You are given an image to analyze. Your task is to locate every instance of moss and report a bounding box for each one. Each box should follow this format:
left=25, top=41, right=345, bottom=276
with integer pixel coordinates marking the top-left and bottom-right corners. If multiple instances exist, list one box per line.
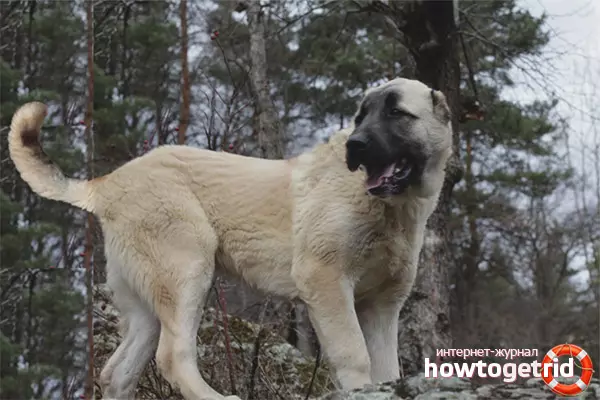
left=295, top=358, right=334, bottom=397
left=226, top=313, right=260, bottom=343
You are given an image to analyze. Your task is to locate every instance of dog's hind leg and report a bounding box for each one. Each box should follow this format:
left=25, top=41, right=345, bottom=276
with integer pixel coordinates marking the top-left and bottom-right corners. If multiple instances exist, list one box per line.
left=153, top=257, right=241, bottom=400
left=143, top=218, right=240, bottom=400
left=100, top=272, right=160, bottom=399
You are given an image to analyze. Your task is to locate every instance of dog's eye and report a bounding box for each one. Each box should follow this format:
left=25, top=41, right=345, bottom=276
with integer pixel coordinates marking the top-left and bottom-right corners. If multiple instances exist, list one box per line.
left=388, top=108, right=415, bottom=118
left=354, top=105, right=367, bottom=126
left=389, top=108, right=405, bottom=117
left=354, top=114, right=364, bottom=126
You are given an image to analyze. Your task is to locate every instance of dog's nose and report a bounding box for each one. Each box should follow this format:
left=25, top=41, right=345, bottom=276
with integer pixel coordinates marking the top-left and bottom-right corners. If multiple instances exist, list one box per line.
left=346, top=134, right=369, bottom=171
left=346, top=135, right=368, bottom=153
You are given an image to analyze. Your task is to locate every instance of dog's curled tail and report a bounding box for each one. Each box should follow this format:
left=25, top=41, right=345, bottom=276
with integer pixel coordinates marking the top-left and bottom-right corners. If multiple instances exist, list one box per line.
left=8, top=102, right=96, bottom=212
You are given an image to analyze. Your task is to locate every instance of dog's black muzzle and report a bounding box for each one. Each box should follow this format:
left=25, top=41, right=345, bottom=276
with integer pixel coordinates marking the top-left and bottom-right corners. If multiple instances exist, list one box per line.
left=345, top=130, right=427, bottom=196
left=345, top=134, right=368, bottom=172
left=346, top=131, right=392, bottom=172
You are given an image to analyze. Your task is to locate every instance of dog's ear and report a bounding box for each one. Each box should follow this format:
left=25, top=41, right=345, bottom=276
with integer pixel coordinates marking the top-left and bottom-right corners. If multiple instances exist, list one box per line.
left=430, top=89, right=451, bottom=123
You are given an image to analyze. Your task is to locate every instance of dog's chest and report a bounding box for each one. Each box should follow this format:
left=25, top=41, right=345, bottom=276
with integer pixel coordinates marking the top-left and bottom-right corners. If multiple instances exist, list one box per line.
left=345, top=212, right=420, bottom=284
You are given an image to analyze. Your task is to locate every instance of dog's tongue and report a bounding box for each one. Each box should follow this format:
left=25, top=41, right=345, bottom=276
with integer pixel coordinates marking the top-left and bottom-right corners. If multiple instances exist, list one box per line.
left=365, top=163, right=396, bottom=190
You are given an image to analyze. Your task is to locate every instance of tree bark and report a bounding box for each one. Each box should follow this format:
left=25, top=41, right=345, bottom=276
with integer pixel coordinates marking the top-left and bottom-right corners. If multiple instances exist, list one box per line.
left=247, top=0, right=284, bottom=159
left=179, top=0, right=190, bottom=145
left=388, top=0, right=462, bottom=374
left=85, top=1, right=95, bottom=397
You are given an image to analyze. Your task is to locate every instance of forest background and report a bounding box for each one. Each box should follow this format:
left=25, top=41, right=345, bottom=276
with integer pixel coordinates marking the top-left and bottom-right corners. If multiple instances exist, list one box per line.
left=0, top=0, right=598, bottom=398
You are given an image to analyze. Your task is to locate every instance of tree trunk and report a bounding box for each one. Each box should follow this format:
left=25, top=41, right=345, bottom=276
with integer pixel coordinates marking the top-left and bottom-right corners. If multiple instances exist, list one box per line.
left=247, top=0, right=284, bottom=160
left=393, top=0, right=462, bottom=374
left=25, top=0, right=36, bottom=89
left=121, top=4, right=131, bottom=98
left=179, top=0, right=190, bottom=145
left=84, top=1, right=95, bottom=396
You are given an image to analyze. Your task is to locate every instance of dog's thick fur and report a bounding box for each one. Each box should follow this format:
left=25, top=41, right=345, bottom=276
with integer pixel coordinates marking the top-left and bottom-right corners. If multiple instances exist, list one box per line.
left=8, top=78, right=452, bottom=400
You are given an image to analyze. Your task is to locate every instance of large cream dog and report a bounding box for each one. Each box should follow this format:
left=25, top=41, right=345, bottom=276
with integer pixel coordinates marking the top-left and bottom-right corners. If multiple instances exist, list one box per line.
left=8, top=78, right=452, bottom=400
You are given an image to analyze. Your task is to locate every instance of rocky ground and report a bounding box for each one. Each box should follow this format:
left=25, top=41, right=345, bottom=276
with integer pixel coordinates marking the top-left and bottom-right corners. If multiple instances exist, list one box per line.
left=94, top=285, right=599, bottom=399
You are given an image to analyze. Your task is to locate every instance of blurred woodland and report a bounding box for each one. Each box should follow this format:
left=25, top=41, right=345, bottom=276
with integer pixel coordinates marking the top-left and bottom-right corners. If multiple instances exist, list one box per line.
left=0, top=0, right=598, bottom=399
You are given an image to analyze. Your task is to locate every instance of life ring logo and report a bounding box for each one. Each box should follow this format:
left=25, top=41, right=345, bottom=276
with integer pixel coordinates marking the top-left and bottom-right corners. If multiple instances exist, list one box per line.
left=541, top=344, right=595, bottom=396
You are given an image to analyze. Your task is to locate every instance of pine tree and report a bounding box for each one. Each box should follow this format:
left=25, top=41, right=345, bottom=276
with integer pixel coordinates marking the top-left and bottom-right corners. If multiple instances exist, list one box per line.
left=1, top=1, right=88, bottom=397
left=449, top=0, right=580, bottom=356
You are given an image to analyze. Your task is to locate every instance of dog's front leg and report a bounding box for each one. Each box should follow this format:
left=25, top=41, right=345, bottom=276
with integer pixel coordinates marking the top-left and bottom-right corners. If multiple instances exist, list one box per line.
left=356, top=274, right=416, bottom=384
left=293, top=261, right=372, bottom=390
left=356, top=298, right=402, bottom=383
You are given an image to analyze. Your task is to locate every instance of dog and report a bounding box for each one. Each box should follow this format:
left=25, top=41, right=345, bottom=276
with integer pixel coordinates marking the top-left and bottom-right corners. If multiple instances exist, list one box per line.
left=8, top=77, right=452, bottom=400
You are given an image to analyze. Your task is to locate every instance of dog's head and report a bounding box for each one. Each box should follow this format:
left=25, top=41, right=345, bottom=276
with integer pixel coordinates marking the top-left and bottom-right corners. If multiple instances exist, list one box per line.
left=345, top=78, right=453, bottom=198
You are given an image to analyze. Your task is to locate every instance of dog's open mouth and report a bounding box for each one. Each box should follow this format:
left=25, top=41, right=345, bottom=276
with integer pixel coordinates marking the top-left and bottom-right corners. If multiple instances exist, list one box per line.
left=363, top=158, right=413, bottom=195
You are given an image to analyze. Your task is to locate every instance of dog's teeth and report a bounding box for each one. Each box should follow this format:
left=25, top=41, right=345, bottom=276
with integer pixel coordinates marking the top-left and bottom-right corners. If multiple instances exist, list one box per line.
left=394, top=167, right=401, bottom=173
